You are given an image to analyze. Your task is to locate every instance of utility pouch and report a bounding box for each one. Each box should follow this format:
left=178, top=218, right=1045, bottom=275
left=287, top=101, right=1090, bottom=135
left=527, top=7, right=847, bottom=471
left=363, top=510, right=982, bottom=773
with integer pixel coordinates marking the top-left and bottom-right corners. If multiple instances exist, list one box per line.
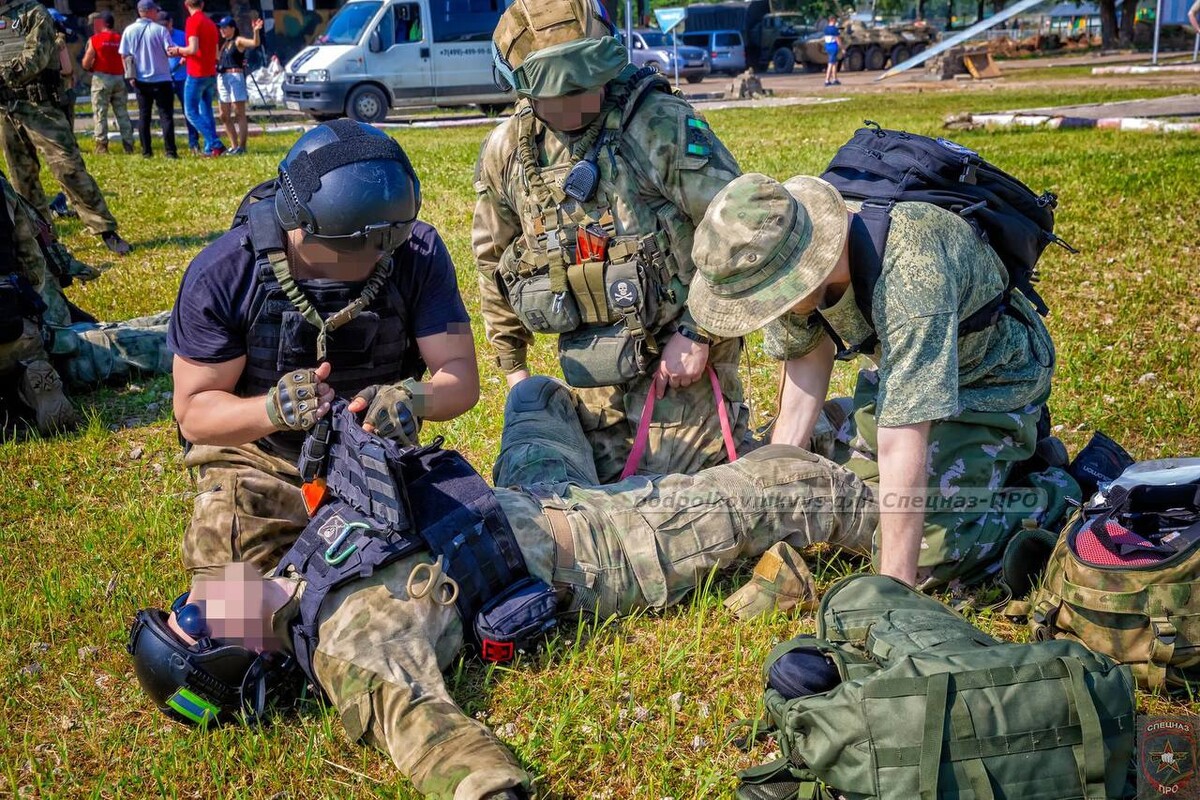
left=474, top=576, right=558, bottom=662
left=558, top=322, right=643, bottom=388
left=506, top=268, right=581, bottom=334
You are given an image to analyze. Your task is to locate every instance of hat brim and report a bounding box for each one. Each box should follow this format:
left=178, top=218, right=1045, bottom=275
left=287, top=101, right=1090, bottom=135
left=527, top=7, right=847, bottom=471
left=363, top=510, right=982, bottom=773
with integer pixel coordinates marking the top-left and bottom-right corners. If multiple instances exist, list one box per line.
left=688, top=176, right=848, bottom=339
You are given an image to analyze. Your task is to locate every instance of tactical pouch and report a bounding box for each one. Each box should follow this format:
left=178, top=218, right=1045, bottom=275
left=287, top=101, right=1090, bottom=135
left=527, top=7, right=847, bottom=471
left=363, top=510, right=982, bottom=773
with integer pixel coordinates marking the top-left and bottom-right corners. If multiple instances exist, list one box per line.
left=558, top=322, right=642, bottom=388
left=505, top=268, right=581, bottom=334
left=473, top=576, right=558, bottom=662
left=278, top=310, right=380, bottom=371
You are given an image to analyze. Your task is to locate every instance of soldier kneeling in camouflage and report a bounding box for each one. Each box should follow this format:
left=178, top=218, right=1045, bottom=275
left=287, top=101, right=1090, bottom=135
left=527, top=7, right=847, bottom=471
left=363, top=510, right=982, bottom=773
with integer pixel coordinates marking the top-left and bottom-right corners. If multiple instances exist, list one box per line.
left=1, top=168, right=168, bottom=434
left=475, top=0, right=746, bottom=484
left=128, top=376, right=875, bottom=799
left=688, top=173, right=1080, bottom=591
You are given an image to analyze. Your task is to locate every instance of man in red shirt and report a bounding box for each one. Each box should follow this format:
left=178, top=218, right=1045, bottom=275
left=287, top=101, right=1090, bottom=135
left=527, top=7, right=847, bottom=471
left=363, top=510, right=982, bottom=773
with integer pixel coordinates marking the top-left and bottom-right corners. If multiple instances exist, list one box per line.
left=167, top=0, right=225, bottom=156
left=82, top=11, right=134, bottom=155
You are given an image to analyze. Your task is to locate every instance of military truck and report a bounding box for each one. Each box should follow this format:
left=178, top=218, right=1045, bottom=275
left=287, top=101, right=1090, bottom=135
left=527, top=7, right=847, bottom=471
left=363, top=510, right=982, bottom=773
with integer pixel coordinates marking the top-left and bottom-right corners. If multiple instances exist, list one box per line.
left=793, top=16, right=937, bottom=72
left=682, top=0, right=812, bottom=74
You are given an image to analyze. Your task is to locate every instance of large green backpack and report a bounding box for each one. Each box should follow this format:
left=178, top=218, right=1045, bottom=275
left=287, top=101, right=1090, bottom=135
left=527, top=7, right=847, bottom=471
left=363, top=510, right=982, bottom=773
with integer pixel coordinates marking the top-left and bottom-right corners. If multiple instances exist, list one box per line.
left=737, top=574, right=1136, bottom=800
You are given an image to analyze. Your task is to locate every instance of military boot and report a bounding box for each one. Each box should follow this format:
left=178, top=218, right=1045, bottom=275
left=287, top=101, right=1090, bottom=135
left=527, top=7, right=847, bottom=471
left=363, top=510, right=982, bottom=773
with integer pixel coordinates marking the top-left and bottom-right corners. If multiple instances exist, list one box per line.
left=95, top=139, right=108, bottom=155
left=724, top=541, right=818, bottom=621
left=18, top=360, right=79, bottom=434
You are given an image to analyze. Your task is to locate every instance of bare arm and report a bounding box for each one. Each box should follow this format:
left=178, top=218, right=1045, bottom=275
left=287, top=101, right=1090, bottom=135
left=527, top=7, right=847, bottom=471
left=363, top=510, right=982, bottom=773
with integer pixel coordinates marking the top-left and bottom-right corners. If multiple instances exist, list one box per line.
left=409, top=326, right=481, bottom=422
left=170, top=34, right=200, bottom=57
left=173, top=356, right=333, bottom=446
left=771, top=336, right=836, bottom=447
left=876, top=420, right=931, bottom=586
left=237, top=18, right=264, bottom=51
left=81, top=40, right=96, bottom=71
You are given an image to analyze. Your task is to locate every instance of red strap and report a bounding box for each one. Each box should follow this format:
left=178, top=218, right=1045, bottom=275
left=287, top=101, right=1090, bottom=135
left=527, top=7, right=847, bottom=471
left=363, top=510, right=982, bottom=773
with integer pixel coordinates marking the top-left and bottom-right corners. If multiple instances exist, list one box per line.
left=619, top=365, right=737, bottom=481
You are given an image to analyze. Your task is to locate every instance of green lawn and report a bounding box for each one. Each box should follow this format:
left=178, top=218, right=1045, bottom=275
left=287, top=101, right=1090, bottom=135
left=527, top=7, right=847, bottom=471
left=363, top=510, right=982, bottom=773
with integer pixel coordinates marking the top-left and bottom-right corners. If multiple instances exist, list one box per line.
left=4, top=81, right=1200, bottom=798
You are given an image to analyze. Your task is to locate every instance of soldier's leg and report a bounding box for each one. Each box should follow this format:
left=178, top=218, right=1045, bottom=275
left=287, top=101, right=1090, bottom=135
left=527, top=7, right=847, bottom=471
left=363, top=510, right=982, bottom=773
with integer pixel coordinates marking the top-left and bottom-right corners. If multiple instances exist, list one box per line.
left=0, top=320, right=78, bottom=433
left=90, top=75, right=110, bottom=149
left=181, top=443, right=308, bottom=579
left=312, top=558, right=531, bottom=800
left=493, top=375, right=599, bottom=487
left=11, top=103, right=118, bottom=235
left=51, top=311, right=171, bottom=390
left=112, top=80, right=134, bottom=150
left=548, top=444, right=877, bottom=617
left=0, top=113, right=51, bottom=223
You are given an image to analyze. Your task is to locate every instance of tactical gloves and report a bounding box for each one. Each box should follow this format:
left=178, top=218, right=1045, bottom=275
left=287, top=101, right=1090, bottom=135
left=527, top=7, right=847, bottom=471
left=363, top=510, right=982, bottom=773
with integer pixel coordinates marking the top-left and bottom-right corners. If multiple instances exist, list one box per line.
left=354, top=380, right=421, bottom=445
left=266, top=369, right=323, bottom=431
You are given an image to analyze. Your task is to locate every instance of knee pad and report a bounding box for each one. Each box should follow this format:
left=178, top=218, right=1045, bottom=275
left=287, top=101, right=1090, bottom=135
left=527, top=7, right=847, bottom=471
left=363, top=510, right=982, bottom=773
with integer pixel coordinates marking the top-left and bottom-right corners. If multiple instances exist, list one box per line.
left=505, top=375, right=572, bottom=417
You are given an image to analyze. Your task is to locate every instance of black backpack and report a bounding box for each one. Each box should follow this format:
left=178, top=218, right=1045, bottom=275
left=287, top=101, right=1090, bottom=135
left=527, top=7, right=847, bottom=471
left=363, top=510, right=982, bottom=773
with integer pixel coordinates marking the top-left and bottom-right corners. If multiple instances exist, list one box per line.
left=819, top=122, right=1075, bottom=357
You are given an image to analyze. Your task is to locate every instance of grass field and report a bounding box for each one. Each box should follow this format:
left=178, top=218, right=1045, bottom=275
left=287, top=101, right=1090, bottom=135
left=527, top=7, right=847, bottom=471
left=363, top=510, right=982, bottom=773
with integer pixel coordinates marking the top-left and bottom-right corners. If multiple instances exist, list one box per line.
left=4, top=79, right=1200, bottom=799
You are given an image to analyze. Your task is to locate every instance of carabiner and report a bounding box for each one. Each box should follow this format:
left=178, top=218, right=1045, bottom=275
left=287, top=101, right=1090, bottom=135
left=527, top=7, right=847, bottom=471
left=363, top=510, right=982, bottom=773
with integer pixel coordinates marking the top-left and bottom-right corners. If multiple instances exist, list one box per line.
left=324, top=521, right=369, bottom=566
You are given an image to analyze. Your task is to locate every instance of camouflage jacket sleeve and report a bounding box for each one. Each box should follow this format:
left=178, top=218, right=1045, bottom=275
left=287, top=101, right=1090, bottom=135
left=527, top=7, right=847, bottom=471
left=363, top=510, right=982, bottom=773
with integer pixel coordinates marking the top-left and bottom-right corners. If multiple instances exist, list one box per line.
left=762, top=311, right=827, bottom=361
left=621, top=91, right=741, bottom=291
left=0, top=3, right=56, bottom=87
left=471, top=120, right=533, bottom=374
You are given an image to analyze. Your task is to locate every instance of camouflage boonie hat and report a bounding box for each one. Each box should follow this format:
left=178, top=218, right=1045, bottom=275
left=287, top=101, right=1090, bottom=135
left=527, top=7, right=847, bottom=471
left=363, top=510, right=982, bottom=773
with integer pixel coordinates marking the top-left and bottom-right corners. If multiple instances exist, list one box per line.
left=689, top=174, right=848, bottom=339
left=492, top=0, right=627, bottom=99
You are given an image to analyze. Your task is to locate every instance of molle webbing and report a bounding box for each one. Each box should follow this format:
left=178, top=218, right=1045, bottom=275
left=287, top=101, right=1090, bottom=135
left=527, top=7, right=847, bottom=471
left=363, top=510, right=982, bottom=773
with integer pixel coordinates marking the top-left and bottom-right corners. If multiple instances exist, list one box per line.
left=247, top=200, right=392, bottom=361
left=277, top=404, right=530, bottom=685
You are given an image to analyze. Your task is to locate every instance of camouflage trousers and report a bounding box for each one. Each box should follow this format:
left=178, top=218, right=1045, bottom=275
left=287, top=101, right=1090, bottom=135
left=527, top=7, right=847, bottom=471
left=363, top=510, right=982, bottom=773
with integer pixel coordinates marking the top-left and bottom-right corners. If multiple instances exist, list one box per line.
left=827, top=369, right=1080, bottom=589
left=89, top=73, right=133, bottom=148
left=0, top=99, right=117, bottom=234
left=308, top=379, right=876, bottom=800
left=46, top=311, right=172, bottom=390
left=0, top=319, right=51, bottom=373
left=181, top=442, right=309, bottom=580
left=545, top=337, right=750, bottom=484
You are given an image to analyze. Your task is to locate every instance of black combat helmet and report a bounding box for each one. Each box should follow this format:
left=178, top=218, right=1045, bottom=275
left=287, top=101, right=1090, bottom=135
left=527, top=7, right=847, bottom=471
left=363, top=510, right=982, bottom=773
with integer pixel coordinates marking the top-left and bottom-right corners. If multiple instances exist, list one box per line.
left=275, top=119, right=421, bottom=254
left=127, top=595, right=298, bottom=726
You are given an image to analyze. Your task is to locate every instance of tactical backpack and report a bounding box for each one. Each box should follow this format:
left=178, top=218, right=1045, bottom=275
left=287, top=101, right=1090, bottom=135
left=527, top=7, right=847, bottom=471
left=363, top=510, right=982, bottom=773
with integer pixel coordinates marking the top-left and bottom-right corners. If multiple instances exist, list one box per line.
left=736, top=574, right=1136, bottom=800
left=819, top=122, right=1075, bottom=357
left=1029, top=459, right=1200, bottom=693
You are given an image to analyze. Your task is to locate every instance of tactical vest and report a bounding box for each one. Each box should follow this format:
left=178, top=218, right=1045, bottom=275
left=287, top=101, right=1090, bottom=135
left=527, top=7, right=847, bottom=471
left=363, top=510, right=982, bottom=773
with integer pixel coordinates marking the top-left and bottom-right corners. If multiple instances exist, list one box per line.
left=0, top=1, right=60, bottom=104
left=498, top=69, right=693, bottom=388
left=236, top=200, right=422, bottom=460
left=737, top=574, right=1137, bottom=800
left=274, top=404, right=530, bottom=687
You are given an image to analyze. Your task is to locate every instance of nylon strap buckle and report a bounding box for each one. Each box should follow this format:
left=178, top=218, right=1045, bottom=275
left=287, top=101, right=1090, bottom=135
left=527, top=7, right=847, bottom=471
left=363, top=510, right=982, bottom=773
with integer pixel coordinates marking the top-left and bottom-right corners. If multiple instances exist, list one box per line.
left=480, top=638, right=515, bottom=663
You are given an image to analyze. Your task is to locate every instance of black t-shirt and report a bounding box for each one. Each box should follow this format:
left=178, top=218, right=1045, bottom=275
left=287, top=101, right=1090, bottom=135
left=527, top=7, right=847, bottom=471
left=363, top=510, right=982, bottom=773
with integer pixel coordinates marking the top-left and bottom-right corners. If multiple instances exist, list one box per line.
left=168, top=220, right=470, bottom=374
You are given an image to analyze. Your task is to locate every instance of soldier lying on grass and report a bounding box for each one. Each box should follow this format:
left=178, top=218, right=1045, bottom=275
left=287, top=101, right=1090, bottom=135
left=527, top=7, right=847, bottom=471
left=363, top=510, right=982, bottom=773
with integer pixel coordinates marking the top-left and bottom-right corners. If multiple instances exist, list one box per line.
left=129, top=377, right=876, bottom=800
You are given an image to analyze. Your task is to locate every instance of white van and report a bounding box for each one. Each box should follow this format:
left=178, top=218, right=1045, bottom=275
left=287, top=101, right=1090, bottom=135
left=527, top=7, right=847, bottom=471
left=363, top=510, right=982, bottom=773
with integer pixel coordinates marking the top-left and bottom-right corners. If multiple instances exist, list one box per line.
left=282, top=0, right=514, bottom=122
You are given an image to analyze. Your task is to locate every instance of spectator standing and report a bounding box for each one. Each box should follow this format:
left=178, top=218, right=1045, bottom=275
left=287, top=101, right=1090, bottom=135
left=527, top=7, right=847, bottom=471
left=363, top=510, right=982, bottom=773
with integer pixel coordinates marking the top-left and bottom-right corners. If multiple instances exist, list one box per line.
left=82, top=11, right=134, bottom=155
left=169, top=0, right=225, bottom=157
left=119, top=0, right=178, bottom=158
left=159, top=11, right=200, bottom=156
left=215, top=16, right=262, bottom=155
left=823, top=16, right=842, bottom=86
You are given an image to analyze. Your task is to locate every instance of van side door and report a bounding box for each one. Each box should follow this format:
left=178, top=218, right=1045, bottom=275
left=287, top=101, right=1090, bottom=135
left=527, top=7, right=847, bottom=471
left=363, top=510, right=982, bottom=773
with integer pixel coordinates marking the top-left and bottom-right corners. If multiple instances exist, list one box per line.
left=427, top=0, right=507, bottom=103
left=364, top=1, right=434, bottom=104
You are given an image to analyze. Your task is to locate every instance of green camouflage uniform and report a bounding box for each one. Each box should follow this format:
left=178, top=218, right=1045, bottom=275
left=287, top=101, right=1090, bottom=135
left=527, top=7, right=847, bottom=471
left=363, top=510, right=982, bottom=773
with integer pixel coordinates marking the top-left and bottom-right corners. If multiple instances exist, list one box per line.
left=260, top=380, right=877, bottom=799
left=763, top=201, right=1079, bottom=587
left=1, top=169, right=167, bottom=394
left=0, top=166, right=54, bottom=373
left=473, top=71, right=746, bottom=483
left=0, top=0, right=118, bottom=235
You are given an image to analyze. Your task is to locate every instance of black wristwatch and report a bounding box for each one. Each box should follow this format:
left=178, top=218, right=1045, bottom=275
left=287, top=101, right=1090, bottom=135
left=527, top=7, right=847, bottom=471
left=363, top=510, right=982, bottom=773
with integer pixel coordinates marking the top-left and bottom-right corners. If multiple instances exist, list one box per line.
left=676, top=322, right=716, bottom=346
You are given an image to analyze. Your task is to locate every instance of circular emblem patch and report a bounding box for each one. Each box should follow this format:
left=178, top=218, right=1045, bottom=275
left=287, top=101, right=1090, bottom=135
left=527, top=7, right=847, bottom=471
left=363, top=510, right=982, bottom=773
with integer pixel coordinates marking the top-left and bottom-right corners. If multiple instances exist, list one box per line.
left=608, top=280, right=639, bottom=310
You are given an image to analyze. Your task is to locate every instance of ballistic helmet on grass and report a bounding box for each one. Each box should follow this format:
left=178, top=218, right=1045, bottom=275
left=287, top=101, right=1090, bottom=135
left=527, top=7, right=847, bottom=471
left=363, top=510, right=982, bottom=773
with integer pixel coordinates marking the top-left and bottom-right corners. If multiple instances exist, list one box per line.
left=275, top=120, right=421, bottom=254
left=127, top=594, right=298, bottom=726
left=492, top=0, right=627, bottom=99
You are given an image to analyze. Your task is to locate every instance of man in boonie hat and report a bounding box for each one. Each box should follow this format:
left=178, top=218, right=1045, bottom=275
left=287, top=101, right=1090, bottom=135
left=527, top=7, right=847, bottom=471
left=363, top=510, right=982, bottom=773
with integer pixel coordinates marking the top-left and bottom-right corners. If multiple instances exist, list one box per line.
left=689, top=173, right=1079, bottom=591
left=474, top=0, right=747, bottom=485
